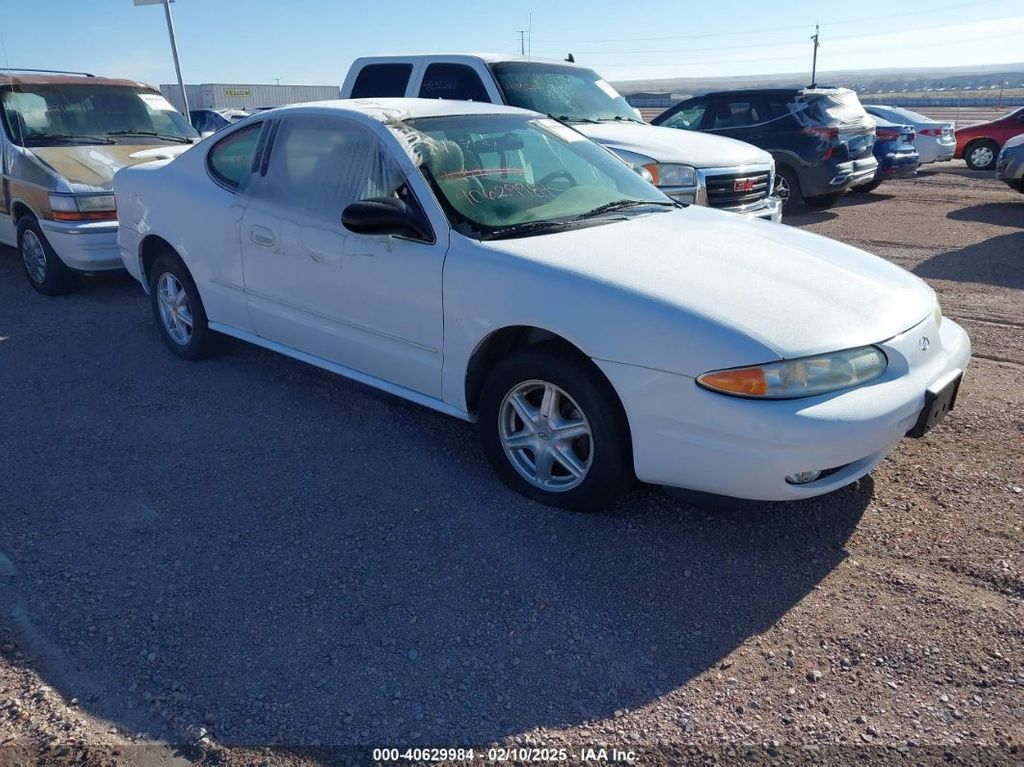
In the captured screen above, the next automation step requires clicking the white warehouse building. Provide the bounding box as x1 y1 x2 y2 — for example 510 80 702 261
160 82 340 113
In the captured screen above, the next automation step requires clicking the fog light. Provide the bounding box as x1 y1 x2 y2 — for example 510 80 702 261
785 470 823 485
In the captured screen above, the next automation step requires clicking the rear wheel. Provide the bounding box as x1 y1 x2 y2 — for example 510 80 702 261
478 344 632 511
848 179 883 194
148 252 214 360
773 165 802 213
17 217 78 295
964 139 998 171
804 190 846 209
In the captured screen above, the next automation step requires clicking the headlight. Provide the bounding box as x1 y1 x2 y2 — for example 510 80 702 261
643 163 697 187
48 193 117 221
697 346 888 399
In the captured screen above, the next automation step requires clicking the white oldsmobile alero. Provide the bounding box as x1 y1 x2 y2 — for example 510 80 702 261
114 99 971 511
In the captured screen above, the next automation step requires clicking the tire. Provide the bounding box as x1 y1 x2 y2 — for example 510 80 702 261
773 164 802 213
848 179 883 194
803 190 846 209
478 343 632 512
147 252 213 360
963 139 998 171
17 217 78 295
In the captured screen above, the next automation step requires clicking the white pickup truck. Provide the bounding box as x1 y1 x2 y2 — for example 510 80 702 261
341 54 783 223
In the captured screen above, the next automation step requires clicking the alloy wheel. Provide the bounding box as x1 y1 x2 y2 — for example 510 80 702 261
774 175 791 202
498 380 593 492
21 230 48 284
156 272 194 346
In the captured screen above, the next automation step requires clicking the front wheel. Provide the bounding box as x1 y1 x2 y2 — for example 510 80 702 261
773 165 802 213
18 217 78 295
478 344 632 511
148 253 214 360
964 139 998 171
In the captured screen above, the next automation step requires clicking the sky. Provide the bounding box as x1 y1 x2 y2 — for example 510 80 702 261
1 0 1022 87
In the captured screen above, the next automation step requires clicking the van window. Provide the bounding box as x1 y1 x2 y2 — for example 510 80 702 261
351 64 414 98
0 84 198 146
207 122 262 190
419 64 490 102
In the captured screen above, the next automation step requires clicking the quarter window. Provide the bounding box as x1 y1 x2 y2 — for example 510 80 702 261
351 64 414 98
419 63 490 102
207 122 262 190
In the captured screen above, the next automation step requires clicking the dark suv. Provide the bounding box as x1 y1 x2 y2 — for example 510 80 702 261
653 87 878 213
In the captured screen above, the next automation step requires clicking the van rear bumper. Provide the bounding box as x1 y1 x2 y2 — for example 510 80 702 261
40 220 122 272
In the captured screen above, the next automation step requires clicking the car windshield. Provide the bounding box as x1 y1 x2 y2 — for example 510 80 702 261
391 113 672 240
0 84 199 146
489 62 641 123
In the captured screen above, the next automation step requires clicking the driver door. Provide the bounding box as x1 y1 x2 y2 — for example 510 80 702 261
240 114 448 398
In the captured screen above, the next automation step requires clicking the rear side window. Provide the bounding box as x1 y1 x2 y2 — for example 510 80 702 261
419 63 490 102
351 64 413 98
207 122 262 190
765 97 792 120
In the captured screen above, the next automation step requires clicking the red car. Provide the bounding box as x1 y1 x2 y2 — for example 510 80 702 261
955 106 1024 170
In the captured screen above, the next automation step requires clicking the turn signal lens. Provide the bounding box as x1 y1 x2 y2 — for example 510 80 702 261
697 346 888 399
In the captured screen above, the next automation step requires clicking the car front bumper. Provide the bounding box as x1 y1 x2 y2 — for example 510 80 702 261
995 149 1024 191
39 219 123 272
596 314 971 502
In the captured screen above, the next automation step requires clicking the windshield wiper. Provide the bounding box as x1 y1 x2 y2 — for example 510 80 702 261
24 133 115 145
596 115 645 124
481 220 573 241
106 130 194 144
572 199 675 220
548 114 599 124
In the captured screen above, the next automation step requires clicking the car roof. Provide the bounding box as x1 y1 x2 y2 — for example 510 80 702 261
351 52 579 67
0 73 155 89
264 97 538 121
697 86 850 99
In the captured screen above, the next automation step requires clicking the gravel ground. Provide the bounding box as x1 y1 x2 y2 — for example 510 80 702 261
1 162 1022 764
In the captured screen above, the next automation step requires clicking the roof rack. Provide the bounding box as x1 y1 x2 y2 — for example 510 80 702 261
0 68 95 77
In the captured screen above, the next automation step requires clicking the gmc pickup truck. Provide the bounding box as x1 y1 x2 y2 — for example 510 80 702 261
341 54 783 223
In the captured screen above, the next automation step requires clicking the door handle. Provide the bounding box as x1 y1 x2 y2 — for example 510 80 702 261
250 226 276 247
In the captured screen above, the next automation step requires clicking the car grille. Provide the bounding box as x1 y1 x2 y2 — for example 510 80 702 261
704 170 771 209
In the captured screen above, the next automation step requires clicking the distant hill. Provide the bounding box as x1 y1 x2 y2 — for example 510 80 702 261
612 62 1024 100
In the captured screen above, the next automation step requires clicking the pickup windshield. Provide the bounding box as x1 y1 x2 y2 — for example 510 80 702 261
0 84 198 147
490 62 640 124
392 113 671 240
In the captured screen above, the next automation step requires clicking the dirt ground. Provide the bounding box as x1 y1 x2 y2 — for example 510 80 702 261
1 163 1022 765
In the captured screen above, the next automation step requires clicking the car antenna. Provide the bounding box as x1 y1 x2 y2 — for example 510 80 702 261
565 53 575 63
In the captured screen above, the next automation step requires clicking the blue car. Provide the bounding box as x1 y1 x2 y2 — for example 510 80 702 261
851 118 919 194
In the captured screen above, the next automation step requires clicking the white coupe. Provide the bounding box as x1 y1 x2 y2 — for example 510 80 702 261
114 99 971 511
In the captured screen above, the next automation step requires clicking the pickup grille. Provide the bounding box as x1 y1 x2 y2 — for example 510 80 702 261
704 170 771 209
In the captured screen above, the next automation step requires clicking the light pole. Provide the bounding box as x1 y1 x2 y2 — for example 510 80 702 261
810 24 820 87
134 0 190 123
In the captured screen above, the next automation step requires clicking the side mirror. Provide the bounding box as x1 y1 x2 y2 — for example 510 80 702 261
341 197 432 241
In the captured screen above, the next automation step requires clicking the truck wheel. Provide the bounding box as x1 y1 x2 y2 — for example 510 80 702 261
17 217 79 295
963 139 998 171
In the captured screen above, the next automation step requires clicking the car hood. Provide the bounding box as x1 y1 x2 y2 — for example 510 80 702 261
488 206 936 362
29 144 193 192
575 122 770 168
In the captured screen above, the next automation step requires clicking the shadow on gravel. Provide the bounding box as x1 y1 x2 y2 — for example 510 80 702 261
914 231 1024 289
0 251 872 749
835 191 897 207
783 209 838 226
946 202 1024 228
